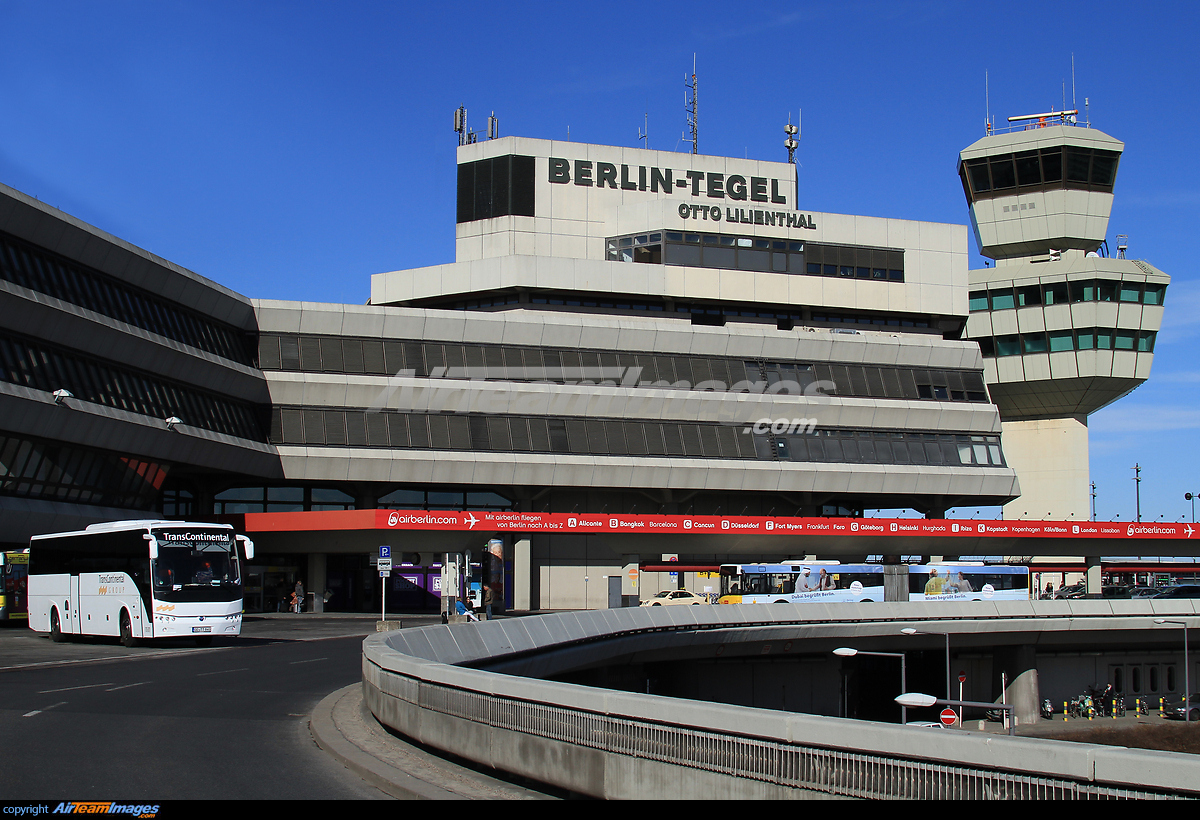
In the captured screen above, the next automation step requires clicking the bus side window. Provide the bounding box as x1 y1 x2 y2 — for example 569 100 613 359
782 580 794 594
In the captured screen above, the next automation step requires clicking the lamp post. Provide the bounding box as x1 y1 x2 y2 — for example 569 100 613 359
895 693 1016 736
901 627 951 702
1186 492 1198 524
834 647 907 724
1155 619 1191 722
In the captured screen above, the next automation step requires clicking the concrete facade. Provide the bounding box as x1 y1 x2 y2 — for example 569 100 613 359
4 120 1170 613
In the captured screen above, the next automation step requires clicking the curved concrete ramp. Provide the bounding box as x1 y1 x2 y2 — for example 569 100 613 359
363 602 1200 799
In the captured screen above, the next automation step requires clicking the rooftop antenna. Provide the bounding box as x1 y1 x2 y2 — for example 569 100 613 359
453 105 477 145
487 112 499 140
985 71 991 135
454 105 466 146
1071 53 1077 110
785 112 800 211
784 113 799 163
685 55 698 154
639 109 648 149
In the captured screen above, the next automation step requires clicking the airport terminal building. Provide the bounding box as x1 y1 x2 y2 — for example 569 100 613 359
0 120 1165 611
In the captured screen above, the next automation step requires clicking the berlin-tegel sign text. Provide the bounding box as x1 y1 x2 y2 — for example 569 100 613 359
548 158 817 229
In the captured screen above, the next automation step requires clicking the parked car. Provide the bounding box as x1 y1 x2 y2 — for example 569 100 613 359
1102 585 1132 599
1162 693 1200 722
1054 583 1086 599
641 590 709 606
1151 585 1200 599
1129 586 1161 598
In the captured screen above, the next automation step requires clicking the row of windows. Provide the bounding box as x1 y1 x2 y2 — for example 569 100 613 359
431 292 931 329
203 486 514 515
764 431 1005 467
970 280 1167 312
269 408 758 459
258 334 985 402
960 146 1120 202
0 231 254 366
0 332 266 441
266 407 1007 468
0 433 168 509
456 154 536 223
607 231 905 282
977 328 1156 358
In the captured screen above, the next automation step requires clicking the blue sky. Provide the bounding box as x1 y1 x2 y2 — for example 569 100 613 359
0 0 1196 523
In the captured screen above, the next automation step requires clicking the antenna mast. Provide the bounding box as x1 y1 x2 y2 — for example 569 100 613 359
685 56 698 154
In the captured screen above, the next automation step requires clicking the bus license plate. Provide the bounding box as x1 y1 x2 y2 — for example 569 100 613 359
192 626 211 633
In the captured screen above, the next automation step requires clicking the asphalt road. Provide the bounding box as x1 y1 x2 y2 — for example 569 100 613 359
0 615 438 801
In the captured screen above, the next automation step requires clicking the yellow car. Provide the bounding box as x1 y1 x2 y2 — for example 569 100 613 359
640 590 709 606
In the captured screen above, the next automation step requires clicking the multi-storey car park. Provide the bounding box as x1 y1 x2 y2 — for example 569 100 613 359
0 114 1169 612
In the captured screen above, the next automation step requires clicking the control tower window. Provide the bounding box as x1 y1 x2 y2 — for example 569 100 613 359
960 146 1119 202
1015 151 1042 186
989 156 1016 190
1143 284 1166 305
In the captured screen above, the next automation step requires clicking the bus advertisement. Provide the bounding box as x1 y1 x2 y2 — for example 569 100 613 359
27 520 253 646
718 562 1030 605
1 550 28 622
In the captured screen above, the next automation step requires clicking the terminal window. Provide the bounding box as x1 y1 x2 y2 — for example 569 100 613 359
456 154 535 223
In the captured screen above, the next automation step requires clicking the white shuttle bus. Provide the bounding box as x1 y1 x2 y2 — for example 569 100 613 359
27 520 253 647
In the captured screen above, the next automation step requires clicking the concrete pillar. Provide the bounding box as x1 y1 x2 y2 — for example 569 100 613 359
513 535 531 611
1085 555 1102 599
1000 417 1090 521
621 555 640 606
307 553 326 613
882 556 908 603
992 644 1040 727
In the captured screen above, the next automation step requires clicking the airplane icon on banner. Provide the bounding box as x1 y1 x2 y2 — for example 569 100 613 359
1186 524 1195 539
465 513 478 529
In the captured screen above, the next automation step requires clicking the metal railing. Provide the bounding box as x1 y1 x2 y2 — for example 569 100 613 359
365 655 1187 800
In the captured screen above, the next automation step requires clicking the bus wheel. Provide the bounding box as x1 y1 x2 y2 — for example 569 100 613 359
119 611 137 648
773 600 789 604
194 636 213 647
50 609 65 642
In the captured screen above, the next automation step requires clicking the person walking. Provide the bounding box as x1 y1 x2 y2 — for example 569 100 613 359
293 579 304 613
483 584 495 620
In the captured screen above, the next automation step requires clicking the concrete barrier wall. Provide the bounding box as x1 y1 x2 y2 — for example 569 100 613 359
363 602 1200 799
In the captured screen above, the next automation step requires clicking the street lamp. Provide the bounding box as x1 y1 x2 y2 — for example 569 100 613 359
901 627 951 702
833 647 907 724
1155 619 1191 723
895 693 1016 736
1186 493 1198 524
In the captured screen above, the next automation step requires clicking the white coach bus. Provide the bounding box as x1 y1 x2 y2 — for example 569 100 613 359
28 520 253 647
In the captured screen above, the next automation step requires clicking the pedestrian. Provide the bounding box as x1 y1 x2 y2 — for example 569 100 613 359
294 579 304 613
483 584 495 619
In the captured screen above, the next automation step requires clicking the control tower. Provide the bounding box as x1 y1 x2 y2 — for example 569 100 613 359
959 112 1169 520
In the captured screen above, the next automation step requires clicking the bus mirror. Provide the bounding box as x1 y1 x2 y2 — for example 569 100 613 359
143 533 159 560
236 535 254 560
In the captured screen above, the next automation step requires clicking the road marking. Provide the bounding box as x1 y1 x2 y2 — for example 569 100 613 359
288 657 328 665
197 667 250 677
37 683 114 694
105 681 150 692
24 701 68 717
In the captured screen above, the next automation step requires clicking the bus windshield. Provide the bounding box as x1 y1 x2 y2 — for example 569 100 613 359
151 528 241 602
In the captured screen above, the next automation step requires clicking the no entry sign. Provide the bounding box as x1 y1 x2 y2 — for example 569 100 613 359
940 708 958 727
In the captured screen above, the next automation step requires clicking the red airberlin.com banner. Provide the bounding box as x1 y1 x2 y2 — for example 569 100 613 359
242 509 1196 540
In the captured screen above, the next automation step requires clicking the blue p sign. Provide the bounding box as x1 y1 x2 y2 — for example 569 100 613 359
379 546 391 558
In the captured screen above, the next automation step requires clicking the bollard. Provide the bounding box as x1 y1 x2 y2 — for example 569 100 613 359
1063 701 1068 721
1112 700 1117 719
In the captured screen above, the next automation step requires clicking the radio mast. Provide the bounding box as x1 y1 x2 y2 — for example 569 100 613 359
685 56 698 154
